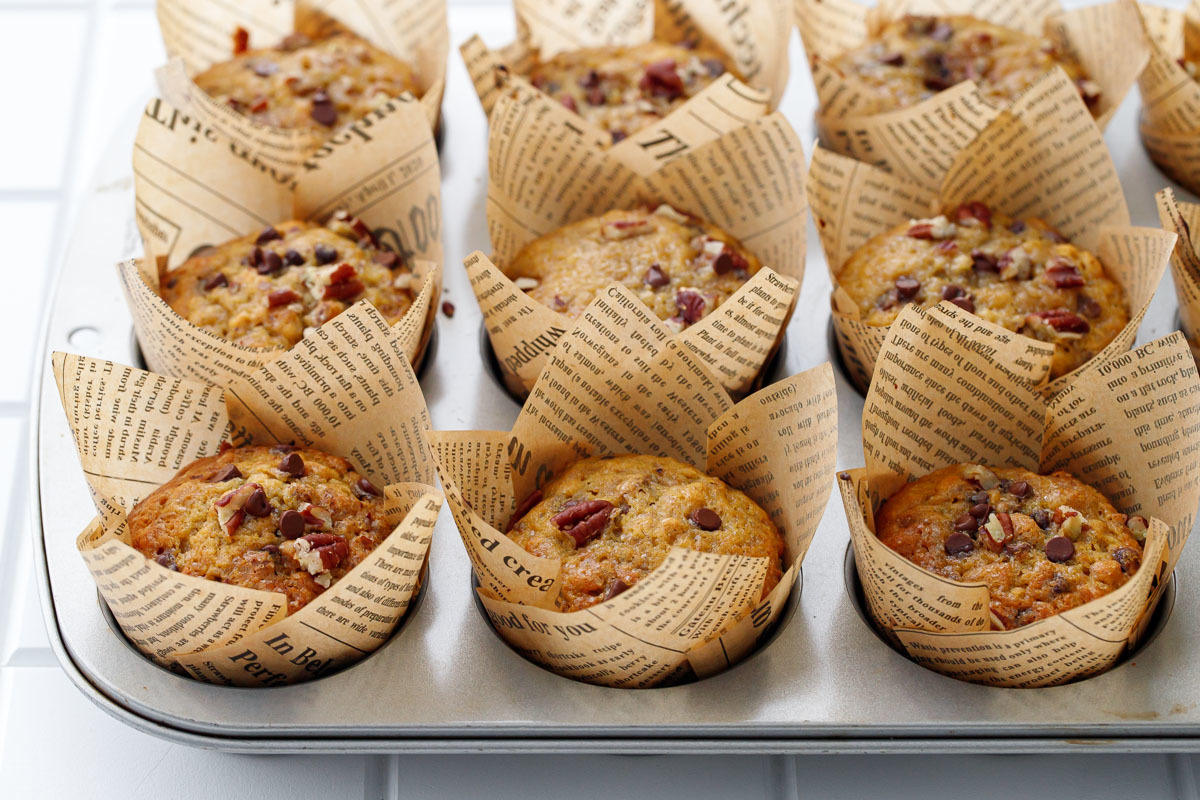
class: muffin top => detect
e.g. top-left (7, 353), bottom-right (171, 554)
top-left (194, 29), bottom-right (419, 133)
top-left (505, 204), bottom-right (760, 331)
top-left (161, 215), bottom-right (417, 350)
top-left (836, 202), bottom-right (1129, 379)
top-left (876, 463), bottom-right (1145, 629)
top-left (128, 444), bottom-right (392, 615)
top-left (830, 15), bottom-right (1100, 113)
top-left (527, 41), bottom-right (734, 142)
top-left (506, 454), bottom-right (784, 614)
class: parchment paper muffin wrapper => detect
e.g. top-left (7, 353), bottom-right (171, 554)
top-left (52, 303), bottom-right (443, 687)
top-left (1138, 2), bottom-right (1200, 197)
top-left (154, 0), bottom-right (447, 168)
top-left (807, 71), bottom-right (1172, 397)
top-left (839, 302), bottom-right (1200, 688)
top-left (126, 93), bottom-right (441, 387)
top-left (1155, 188), bottom-right (1200, 365)
top-left (460, 0), bottom-right (791, 163)
top-left (467, 88), bottom-right (804, 397)
top-left (427, 284), bottom-right (838, 688)
top-left (796, 0), bottom-right (1149, 192)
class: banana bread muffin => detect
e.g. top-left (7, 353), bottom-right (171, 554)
top-left (505, 204), bottom-right (760, 331)
top-left (526, 41), bottom-right (734, 143)
top-left (128, 444), bottom-right (392, 614)
top-left (161, 214), bottom-right (417, 349)
top-left (829, 15), bottom-right (1101, 114)
top-left (836, 202), bottom-right (1129, 379)
top-left (876, 463), bottom-right (1146, 630)
top-left (194, 28), bottom-right (420, 133)
top-left (506, 454), bottom-right (784, 613)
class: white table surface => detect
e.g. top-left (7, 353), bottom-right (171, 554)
top-left (4, 0), bottom-right (1200, 797)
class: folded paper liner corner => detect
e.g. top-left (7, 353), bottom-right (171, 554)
top-left (468, 85), bottom-right (805, 398)
top-left (808, 69), bottom-right (1173, 398)
top-left (427, 284), bottom-right (838, 688)
top-left (460, 0), bottom-right (791, 165)
top-left (1156, 187), bottom-right (1200, 365)
top-left (53, 303), bottom-right (443, 687)
top-left (839, 301), bottom-right (1200, 688)
top-left (127, 89), bottom-right (441, 388)
top-left (796, 0), bottom-right (1149, 191)
top-left (154, 0), bottom-right (448, 169)
top-left (1138, 1), bottom-right (1200, 196)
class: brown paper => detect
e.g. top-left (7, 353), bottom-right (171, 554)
top-left (428, 284), bottom-right (837, 687)
top-left (1137, 2), bottom-right (1200, 195)
top-left (471, 91), bottom-right (804, 396)
top-left (155, 0), bottom-right (447, 169)
top-left (1156, 187), bottom-right (1200, 365)
top-left (798, 0), bottom-right (1149, 189)
top-left (840, 301), bottom-right (1200, 687)
top-left (54, 303), bottom-right (443, 687)
top-left (128, 94), bottom-right (442, 387)
top-left (808, 70), bottom-right (1172, 397)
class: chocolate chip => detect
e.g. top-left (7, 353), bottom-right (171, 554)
top-left (953, 513), bottom-right (978, 532)
top-left (578, 69), bottom-right (600, 89)
top-left (203, 273), bottom-right (229, 291)
top-left (644, 264), bottom-right (670, 288)
top-left (258, 250), bottom-right (283, 274)
top-left (279, 509), bottom-right (306, 539)
top-left (968, 491), bottom-right (989, 505)
top-left (256, 227), bottom-right (281, 245)
top-left (1049, 574), bottom-right (1070, 595)
top-left (948, 295), bottom-right (975, 314)
top-left (260, 543), bottom-right (280, 555)
top-left (314, 243), bottom-right (338, 265)
top-left (244, 487), bottom-right (271, 517)
top-left (969, 502), bottom-right (990, 519)
top-left (1077, 292), bottom-right (1102, 319)
top-left (1010, 219), bottom-right (1028, 234)
top-left (971, 250), bottom-right (999, 273)
top-left (611, 130), bottom-right (627, 144)
top-left (1046, 536), bottom-right (1075, 563)
top-left (245, 246), bottom-right (263, 267)
top-left (354, 476), bottom-right (383, 498)
top-left (586, 86), bottom-right (606, 106)
top-left (283, 248), bottom-right (305, 266)
top-left (154, 553), bottom-right (178, 571)
top-left (1032, 509), bottom-right (1052, 529)
top-left (311, 91), bottom-right (338, 127)
top-left (210, 464), bottom-right (242, 483)
top-left (1113, 547), bottom-right (1139, 573)
top-left (675, 290), bottom-right (706, 324)
top-left (639, 59), bottom-right (684, 99)
top-left (689, 507), bottom-right (722, 531)
top-left (279, 452), bottom-right (305, 477)
top-left (894, 276), bottom-right (921, 299)
top-left (879, 52), bottom-right (905, 66)
top-left (944, 532), bottom-right (974, 555)
top-left (603, 578), bottom-right (629, 601)
top-left (441, 301), bottom-right (455, 317)
top-left (941, 284), bottom-right (966, 301)
top-left (1009, 480), bottom-right (1030, 498)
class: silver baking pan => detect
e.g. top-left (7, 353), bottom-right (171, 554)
top-left (30, 29), bottom-right (1200, 751)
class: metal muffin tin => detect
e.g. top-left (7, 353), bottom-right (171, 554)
top-left (31, 35), bottom-right (1200, 751)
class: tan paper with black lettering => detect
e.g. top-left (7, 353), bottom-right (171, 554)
top-left (1138, 2), bottom-right (1200, 197)
top-left (155, 0), bottom-right (446, 164)
top-left (428, 284), bottom-right (837, 687)
top-left (1155, 187), bottom-right (1200, 365)
top-left (808, 71), bottom-right (1171, 396)
top-left (839, 302), bottom-right (1200, 687)
top-left (798, 0), bottom-right (1148, 187)
top-left (127, 94), bottom-right (441, 387)
top-left (471, 96), bottom-right (804, 396)
top-left (53, 303), bottom-right (442, 687)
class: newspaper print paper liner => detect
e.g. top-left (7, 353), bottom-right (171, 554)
top-left (796, 0), bottom-right (1149, 192)
top-left (427, 284), bottom-right (838, 688)
top-left (460, 0), bottom-right (791, 164)
top-left (1137, 2), bottom-right (1200, 196)
top-left (838, 301), bottom-right (1200, 688)
top-left (52, 304), bottom-right (443, 687)
top-left (807, 70), bottom-right (1172, 398)
top-left (128, 94), bottom-right (442, 388)
top-left (154, 0), bottom-right (448, 169)
top-left (469, 89), bottom-right (805, 398)
top-left (1156, 187), bottom-right (1200, 365)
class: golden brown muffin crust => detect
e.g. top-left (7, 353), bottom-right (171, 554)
top-left (506, 455), bottom-right (784, 614)
top-left (876, 463), bottom-right (1145, 629)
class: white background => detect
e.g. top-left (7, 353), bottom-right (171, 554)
top-left (3, 0), bottom-right (1200, 797)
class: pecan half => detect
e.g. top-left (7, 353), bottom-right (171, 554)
top-left (551, 499), bottom-right (615, 546)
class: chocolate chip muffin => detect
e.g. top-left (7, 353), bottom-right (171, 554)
top-left (506, 455), bottom-right (784, 613)
top-left (836, 202), bottom-right (1129, 379)
top-left (829, 15), bottom-right (1100, 114)
top-left (505, 204), bottom-right (760, 331)
top-left (194, 28), bottom-right (420, 133)
top-left (128, 444), bottom-right (392, 614)
top-left (526, 41), bottom-right (734, 143)
top-left (161, 215), bottom-right (417, 350)
top-left (876, 463), bottom-right (1145, 630)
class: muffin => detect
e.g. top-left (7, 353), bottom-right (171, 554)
top-left (836, 202), bottom-right (1129, 379)
top-left (876, 463), bottom-right (1146, 630)
top-left (194, 28), bottom-right (420, 134)
top-left (161, 214), bottom-right (417, 350)
top-left (128, 444), bottom-right (392, 615)
top-left (505, 204), bottom-right (760, 331)
top-left (506, 455), bottom-right (784, 613)
top-left (526, 41), bottom-right (734, 142)
top-left (829, 15), bottom-right (1100, 114)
